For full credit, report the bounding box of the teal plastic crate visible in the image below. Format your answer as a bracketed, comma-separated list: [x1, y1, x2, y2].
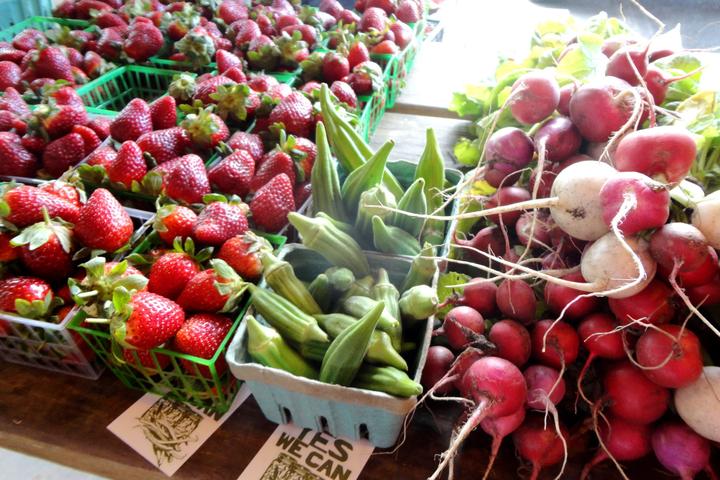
[0, 15, 90, 40]
[0, 3, 55, 30]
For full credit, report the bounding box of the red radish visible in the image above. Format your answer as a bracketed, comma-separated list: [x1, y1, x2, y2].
[569, 76, 636, 142]
[652, 421, 713, 480]
[601, 35, 638, 57]
[488, 319, 531, 367]
[515, 212, 552, 248]
[581, 416, 651, 479]
[421, 346, 455, 395]
[605, 43, 650, 85]
[524, 364, 565, 410]
[576, 313, 624, 402]
[599, 171, 670, 235]
[453, 226, 506, 265]
[495, 279, 536, 325]
[531, 319, 579, 370]
[645, 65, 701, 105]
[604, 361, 669, 424]
[650, 223, 710, 274]
[483, 127, 535, 188]
[528, 167, 558, 199]
[608, 279, 676, 326]
[513, 413, 569, 480]
[557, 153, 593, 171]
[664, 246, 719, 287]
[541, 251, 567, 270]
[508, 71, 560, 125]
[441, 306, 485, 350]
[636, 324, 703, 389]
[692, 190, 720, 249]
[649, 48, 674, 62]
[674, 366, 720, 442]
[549, 226, 586, 261]
[533, 117, 582, 162]
[557, 82, 577, 116]
[460, 279, 498, 317]
[544, 271, 600, 321]
[428, 356, 526, 480]
[687, 275, 720, 306]
[485, 186, 531, 226]
[480, 408, 526, 480]
[613, 126, 697, 184]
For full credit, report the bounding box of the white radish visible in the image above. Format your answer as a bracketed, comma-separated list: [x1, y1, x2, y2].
[675, 366, 720, 442]
[692, 190, 720, 249]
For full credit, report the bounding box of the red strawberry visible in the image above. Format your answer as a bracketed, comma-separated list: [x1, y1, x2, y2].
[83, 51, 111, 79]
[74, 0, 113, 19]
[12, 29, 46, 52]
[0, 61, 21, 90]
[110, 98, 153, 142]
[347, 61, 383, 95]
[338, 9, 361, 26]
[255, 14, 275, 36]
[21, 134, 47, 154]
[0, 131, 37, 177]
[111, 291, 185, 350]
[154, 204, 198, 246]
[0, 110, 22, 132]
[217, 232, 271, 281]
[250, 173, 295, 232]
[292, 136, 318, 180]
[247, 74, 279, 93]
[86, 145, 117, 169]
[149, 95, 177, 130]
[371, 40, 399, 55]
[216, 49, 242, 74]
[11, 213, 74, 281]
[0, 45, 26, 63]
[0, 232, 19, 262]
[359, 7, 387, 32]
[37, 181, 81, 207]
[34, 47, 74, 82]
[49, 85, 84, 107]
[268, 91, 313, 138]
[300, 81, 322, 95]
[234, 19, 261, 47]
[227, 131, 264, 163]
[193, 75, 236, 104]
[42, 133, 86, 177]
[33, 103, 88, 138]
[96, 12, 128, 29]
[396, 0, 421, 23]
[331, 80, 358, 108]
[148, 251, 201, 300]
[1, 185, 79, 227]
[87, 116, 111, 140]
[0, 277, 55, 318]
[108, 141, 147, 189]
[137, 127, 190, 165]
[163, 154, 211, 204]
[0, 87, 30, 115]
[294, 181, 312, 207]
[96, 27, 124, 61]
[74, 188, 133, 252]
[181, 108, 229, 150]
[281, 25, 318, 47]
[390, 21, 414, 49]
[61, 47, 84, 68]
[176, 260, 244, 313]
[123, 348, 170, 371]
[223, 66, 247, 83]
[208, 150, 255, 197]
[52, 0, 76, 17]
[174, 313, 233, 376]
[268, 83, 292, 101]
[319, 0, 343, 17]
[72, 125, 101, 156]
[193, 201, 249, 246]
[366, 0, 397, 14]
[251, 149, 296, 192]
[72, 257, 148, 306]
[277, 14, 301, 30]
[217, 1, 248, 25]
[124, 21, 163, 62]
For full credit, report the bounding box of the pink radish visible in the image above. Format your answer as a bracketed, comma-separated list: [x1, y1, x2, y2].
[488, 319, 531, 367]
[479, 408, 526, 480]
[605, 43, 650, 85]
[645, 65, 702, 105]
[460, 278, 498, 317]
[652, 421, 713, 480]
[649, 48, 675, 62]
[524, 364, 565, 410]
[544, 271, 600, 320]
[577, 313, 624, 402]
[483, 127, 535, 188]
[508, 71, 560, 125]
[441, 306, 485, 350]
[687, 275, 720, 306]
[599, 171, 670, 235]
[528, 167, 558, 199]
[485, 186, 531, 226]
[613, 126, 697, 184]
[453, 226, 505, 265]
[636, 324, 703, 389]
[692, 190, 720, 248]
[496, 279, 536, 325]
[650, 223, 710, 274]
[531, 319, 579, 370]
[608, 279, 676, 326]
[604, 361, 669, 424]
[515, 212, 552, 248]
[675, 366, 720, 442]
[581, 416, 652, 479]
[557, 82, 577, 116]
[534, 117, 582, 162]
[602, 36, 638, 57]
[513, 413, 570, 480]
[569, 76, 636, 142]
[659, 246, 719, 287]
[541, 251, 568, 270]
[421, 346, 455, 395]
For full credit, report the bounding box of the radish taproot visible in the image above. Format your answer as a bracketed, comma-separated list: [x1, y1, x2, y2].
[515, 212, 552, 249]
[508, 71, 560, 125]
[652, 421, 714, 480]
[485, 186, 531, 227]
[483, 127, 535, 188]
[459, 278, 498, 316]
[636, 324, 703, 389]
[675, 366, 720, 442]
[488, 319, 531, 367]
[576, 313, 624, 402]
[543, 273, 598, 320]
[513, 413, 570, 480]
[480, 408, 526, 480]
[582, 416, 652, 479]
[604, 361, 669, 424]
[453, 226, 506, 266]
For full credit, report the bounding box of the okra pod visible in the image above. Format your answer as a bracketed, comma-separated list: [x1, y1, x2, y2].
[352, 365, 423, 398]
[342, 295, 402, 351]
[246, 315, 319, 380]
[355, 185, 397, 241]
[372, 215, 422, 257]
[315, 212, 358, 238]
[288, 212, 370, 277]
[315, 313, 408, 371]
[341, 140, 394, 219]
[311, 122, 349, 222]
[308, 274, 332, 313]
[319, 301, 384, 385]
[338, 275, 374, 303]
[401, 243, 438, 293]
[414, 128, 445, 197]
[324, 267, 355, 292]
[399, 284, 439, 322]
[372, 268, 400, 322]
[390, 178, 427, 238]
[262, 251, 322, 315]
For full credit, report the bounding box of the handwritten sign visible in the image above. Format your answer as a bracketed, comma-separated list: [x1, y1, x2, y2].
[107, 385, 250, 476]
[238, 423, 375, 480]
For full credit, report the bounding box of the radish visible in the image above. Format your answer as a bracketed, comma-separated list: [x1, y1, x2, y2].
[528, 167, 558, 199]
[692, 190, 720, 248]
[488, 319, 531, 367]
[582, 416, 652, 479]
[605, 43, 650, 85]
[645, 65, 703, 105]
[531, 319, 579, 370]
[613, 126, 697, 184]
[442, 306, 485, 350]
[513, 413, 570, 480]
[508, 71, 560, 125]
[459, 278, 498, 316]
[604, 361, 669, 424]
[636, 324, 703, 389]
[421, 346, 455, 394]
[569, 76, 636, 142]
[545, 274, 600, 323]
[534, 117, 582, 162]
[577, 313, 624, 402]
[557, 82, 577, 116]
[601, 35, 638, 57]
[483, 127, 535, 188]
[485, 186, 531, 227]
[649, 47, 675, 62]
[541, 251, 567, 270]
[453, 226, 506, 265]
[549, 227, 586, 263]
[608, 279, 676, 326]
[659, 246, 719, 287]
[652, 421, 713, 480]
[479, 408, 526, 480]
[524, 364, 565, 410]
[429, 356, 527, 480]
[675, 366, 720, 442]
[650, 223, 710, 274]
[496, 279, 536, 325]
[515, 212, 552, 249]
[599, 171, 670, 235]
[687, 275, 720, 306]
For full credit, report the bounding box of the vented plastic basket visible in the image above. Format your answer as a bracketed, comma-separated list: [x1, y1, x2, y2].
[0, 15, 90, 40]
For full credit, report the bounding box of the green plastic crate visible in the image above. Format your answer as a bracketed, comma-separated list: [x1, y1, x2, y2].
[0, 15, 89, 40]
[68, 230, 287, 414]
[149, 57, 218, 74]
[372, 38, 421, 110]
[76, 65, 194, 112]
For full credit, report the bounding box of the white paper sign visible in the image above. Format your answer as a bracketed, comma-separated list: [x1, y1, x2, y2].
[107, 385, 250, 476]
[238, 423, 375, 480]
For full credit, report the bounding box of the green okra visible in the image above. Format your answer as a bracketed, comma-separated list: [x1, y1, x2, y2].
[399, 284, 439, 321]
[262, 251, 322, 315]
[390, 177, 427, 238]
[401, 242, 438, 293]
[372, 268, 400, 322]
[288, 212, 370, 277]
[372, 216, 422, 257]
[342, 295, 402, 351]
[338, 275, 374, 303]
[248, 284, 330, 361]
[324, 267, 355, 292]
[355, 185, 397, 241]
[315, 212, 358, 238]
[308, 274, 331, 313]
[311, 122, 349, 222]
[319, 301, 385, 385]
[352, 365, 423, 398]
[341, 140, 394, 219]
[246, 315, 319, 380]
[315, 313, 408, 371]
[415, 128, 447, 247]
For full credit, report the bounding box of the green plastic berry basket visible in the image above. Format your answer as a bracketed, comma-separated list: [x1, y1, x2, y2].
[76, 65, 196, 112]
[67, 231, 286, 414]
[372, 37, 421, 110]
[148, 57, 217, 74]
[0, 15, 91, 40]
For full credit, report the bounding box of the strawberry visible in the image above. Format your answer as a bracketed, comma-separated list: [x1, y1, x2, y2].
[250, 173, 295, 232]
[137, 127, 190, 165]
[0, 45, 26, 63]
[251, 149, 296, 192]
[148, 251, 202, 300]
[255, 14, 275, 36]
[268, 83, 293, 101]
[87, 116, 111, 140]
[366, 0, 397, 14]
[268, 91, 313, 138]
[96, 27, 124, 61]
[174, 313, 233, 376]
[53, 0, 76, 18]
[347, 60, 384, 95]
[42, 133, 86, 178]
[338, 9, 361, 26]
[371, 39, 399, 55]
[72, 257, 148, 306]
[0, 110, 22, 132]
[21, 134, 46, 154]
[61, 47, 84, 68]
[246, 35, 280, 72]
[217, 232, 271, 281]
[12, 29, 46, 52]
[176, 259, 244, 312]
[330, 80, 358, 108]
[319, 0, 344, 17]
[34, 47, 74, 82]
[208, 150, 255, 197]
[49, 85, 84, 107]
[396, 0, 421, 23]
[72, 125, 101, 156]
[216, 49, 242, 74]
[217, 1, 249, 25]
[149, 95, 177, 130]
[123, 348, 170, 371]
[227, 131, 264, 163]
[74, 188, 133, 252]
[82, 51, 112, 81]
[163, 154, 211, 204]
[108, 141, 147, 189]
[181, 108, 229, 150]
[74, 0, 113, 19]
[0, 185, 80, 228]
[32, 103, 88, 138]
[110, 98, 153, 142]
[193, 75, 236, 104]
[110, 290, 185, 350]
[123, 21, 163, 62]
[95, 12, 129, 29]
[0, 61, 21, 90]
[11, 212, 74, 281]
[86, 146, 116, 169]
[0, 232, 19, 262]
[154, 204, 198, 246]
[0, 277, 55, 319]
[277, 14, 301, 30]
[281, 25, 318, 47]
[175, 27, 217, 69]
[247, 74, 279, 93]
[193, 201, 249, 246]
[223, 66, 247, 83]
[300, 80, 322, 95]
[233, 19, 261, 47]
[359, 7, 387, 32]
[0, 87, 30, 115]
[37, 181, 81, 207]
[294, 181, 312, 207]
[0, 131, 37, 177]
[390, 21, 414, 49]
[292, 136, 318, 180]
